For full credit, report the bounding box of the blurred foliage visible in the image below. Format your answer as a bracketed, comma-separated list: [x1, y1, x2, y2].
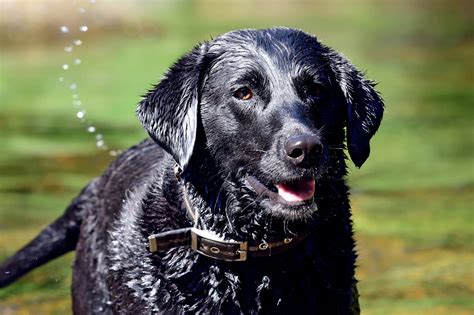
[0, 0, 473, 314]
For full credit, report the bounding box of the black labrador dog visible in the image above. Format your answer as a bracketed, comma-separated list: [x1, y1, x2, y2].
[0, 28, 384, 314]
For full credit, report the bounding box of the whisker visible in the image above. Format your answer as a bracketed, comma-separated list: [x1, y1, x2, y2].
[240, 193, 265, 213]
[244, 149, 268, 154]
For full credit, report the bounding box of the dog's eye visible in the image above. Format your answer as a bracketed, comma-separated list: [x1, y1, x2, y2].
[233, 87, 253, 101]
[308, 83, 323, 99]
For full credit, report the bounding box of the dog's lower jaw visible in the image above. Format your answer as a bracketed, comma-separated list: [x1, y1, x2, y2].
[242, 175, 318, 223]
[261, 199, 318, 223]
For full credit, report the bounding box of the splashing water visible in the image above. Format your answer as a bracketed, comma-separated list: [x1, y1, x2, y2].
[76, 111, 86, 119]
[58, 0, 121, 157]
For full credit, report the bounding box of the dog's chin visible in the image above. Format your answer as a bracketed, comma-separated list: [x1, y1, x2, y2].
[245, 176, 318, 222]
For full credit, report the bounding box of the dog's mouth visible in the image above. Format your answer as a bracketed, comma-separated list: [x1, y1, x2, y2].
[246, 176, 315, 205]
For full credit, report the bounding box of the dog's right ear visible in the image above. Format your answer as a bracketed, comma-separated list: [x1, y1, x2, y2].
[137, 43, 209, 169]
[323, 47, 384, 168]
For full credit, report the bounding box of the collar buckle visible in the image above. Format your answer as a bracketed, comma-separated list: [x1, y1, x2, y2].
[191, 228, 248, 262]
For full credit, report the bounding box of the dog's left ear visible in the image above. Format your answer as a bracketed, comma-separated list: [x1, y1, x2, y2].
[324, 49, 385, 168]
[137, 43, 210, 169]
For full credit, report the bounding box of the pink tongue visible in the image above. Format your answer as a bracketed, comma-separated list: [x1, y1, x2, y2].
[276, 178, 315, 202]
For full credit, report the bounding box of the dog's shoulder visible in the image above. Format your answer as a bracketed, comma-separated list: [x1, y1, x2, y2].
[85, 138, 174, 236]
[106, 139, 165, 178]
[96, 139, 166, 195]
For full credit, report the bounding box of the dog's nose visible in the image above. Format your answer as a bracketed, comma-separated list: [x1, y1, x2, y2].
[284, 134, 322, 166]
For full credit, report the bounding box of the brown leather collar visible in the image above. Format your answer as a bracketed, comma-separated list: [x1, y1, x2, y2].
[148, 227, 308, 262]
[147, 165, 308, 262]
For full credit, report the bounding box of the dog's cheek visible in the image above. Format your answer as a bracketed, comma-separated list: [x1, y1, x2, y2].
[201, 101, 266, 170]
[200, 105, 243, 168]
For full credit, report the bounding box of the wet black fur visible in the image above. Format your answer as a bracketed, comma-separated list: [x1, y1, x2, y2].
[0, 28, 384, 314]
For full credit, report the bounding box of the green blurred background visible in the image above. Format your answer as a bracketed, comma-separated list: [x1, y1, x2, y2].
[0, 0, 472, 314]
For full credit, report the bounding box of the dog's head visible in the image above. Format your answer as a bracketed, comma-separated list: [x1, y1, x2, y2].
[138, 28, 383, 223]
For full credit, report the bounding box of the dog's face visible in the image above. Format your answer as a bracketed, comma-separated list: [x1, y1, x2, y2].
[138, 28, 384, 223]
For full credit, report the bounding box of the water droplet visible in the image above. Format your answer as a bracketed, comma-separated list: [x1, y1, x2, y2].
[74, 58, 82, 65]
[96, 139, 105, 148]
[73, 39, 82, 46]
[59, 77, 64, 82]
[73, 100, 82, 107]
[87, 126, 96, 133]
[69, 83, 78, 90]
[62, 64, 69, 70]
[96, 134, 103, 140]
[78, 7, 86, 13]
[110, 150, 122, 157]
[64, 46, 73, 53]
[76, 111, 86, 119]
[60, 26, 69, 33]
[79, 26, 88, 32]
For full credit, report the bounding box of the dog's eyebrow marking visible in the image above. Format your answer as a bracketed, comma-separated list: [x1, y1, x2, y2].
[294, 70, 324, 86]
[294, 64, 330, 87]
[231, 69, 266, 87]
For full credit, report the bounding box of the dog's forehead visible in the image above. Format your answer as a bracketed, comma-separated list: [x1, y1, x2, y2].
[208, 28, 327, 75]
